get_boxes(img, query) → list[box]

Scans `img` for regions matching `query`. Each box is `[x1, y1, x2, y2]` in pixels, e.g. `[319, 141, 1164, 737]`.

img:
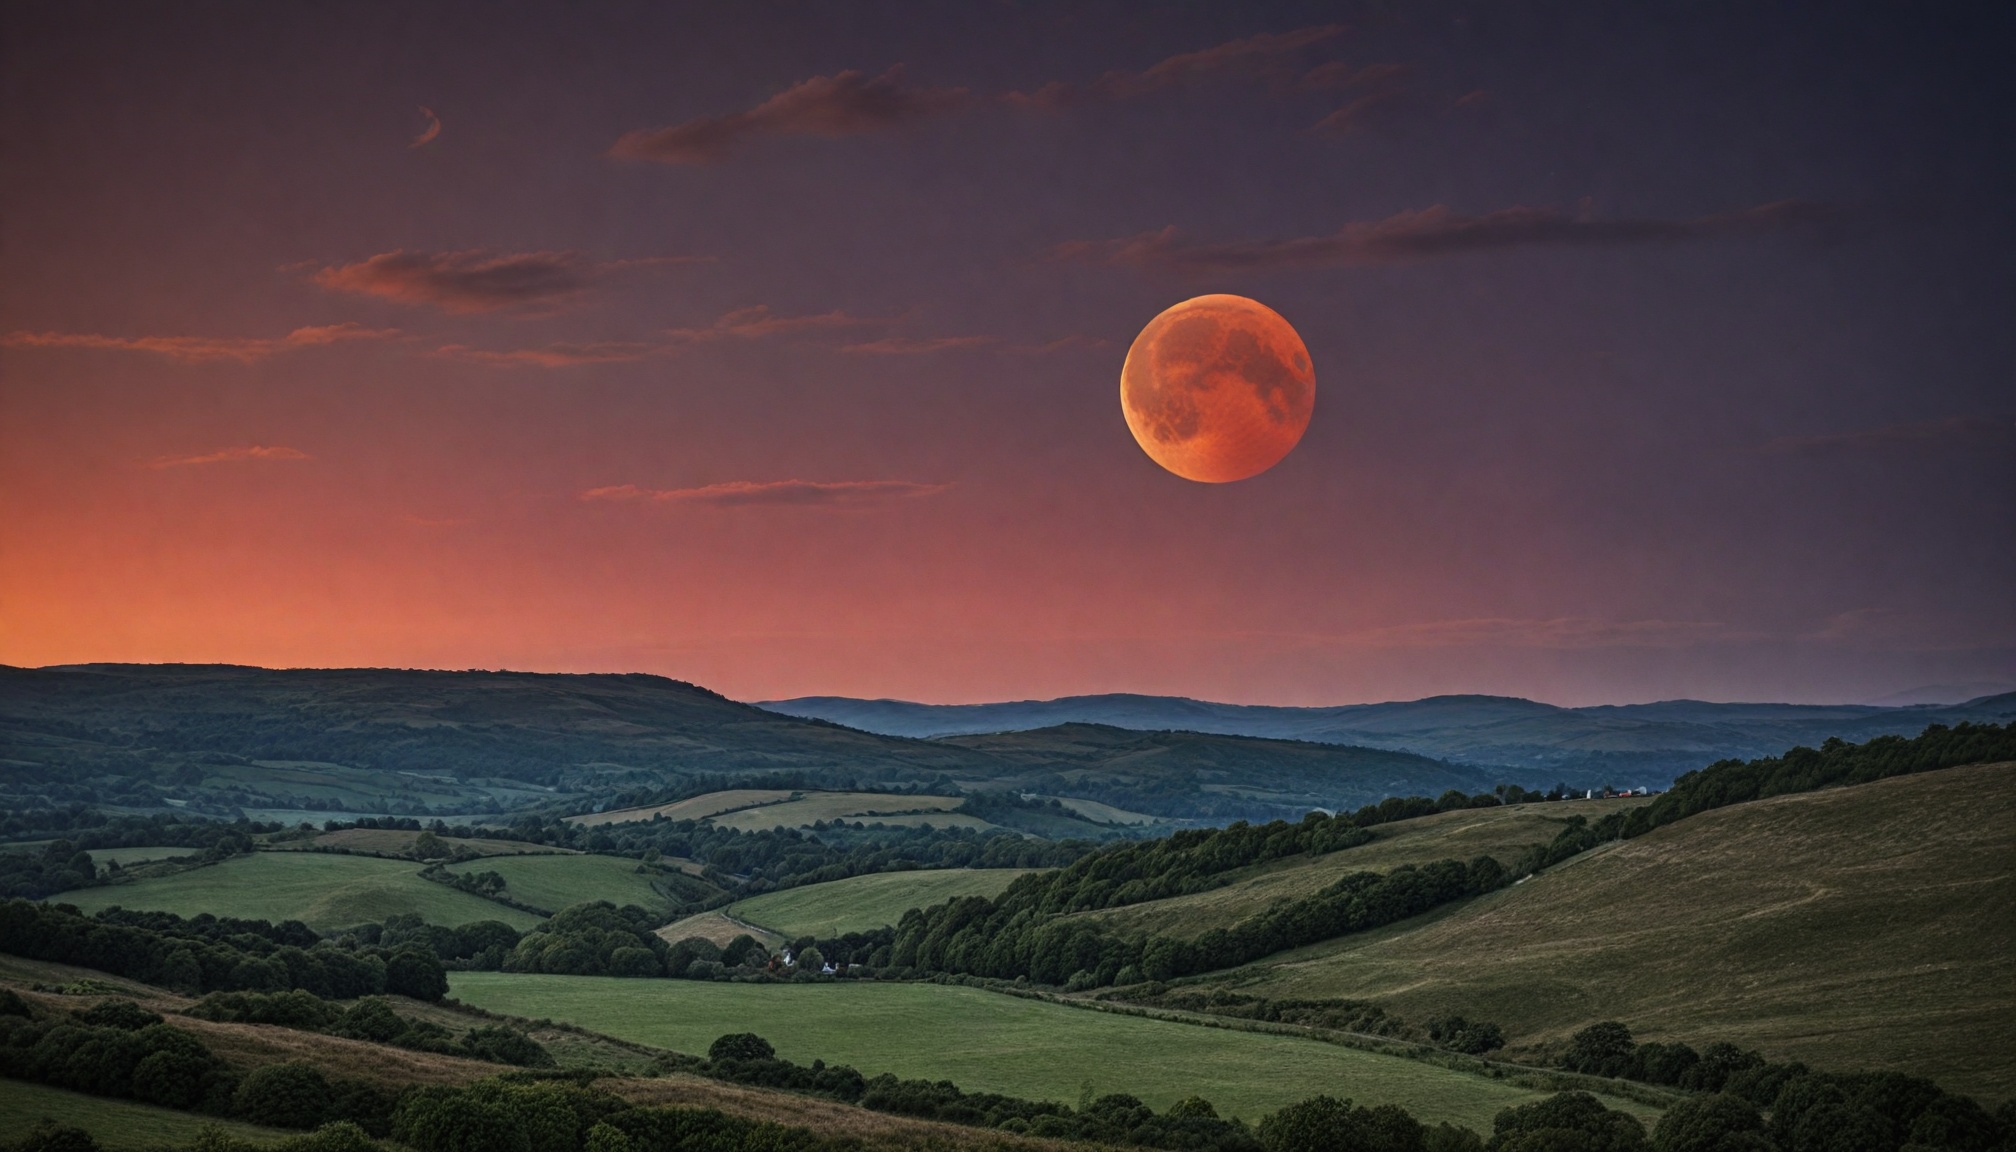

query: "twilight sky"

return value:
[2, 2, 2011, 706]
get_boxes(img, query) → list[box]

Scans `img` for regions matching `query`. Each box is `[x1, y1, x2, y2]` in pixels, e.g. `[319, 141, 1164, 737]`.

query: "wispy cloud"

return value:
[675, 305, 893, 341]
[1, 323, 397, 364]
[428, 308, 1088, 370]
[1009, 26, 1345, 108]
[149, 445, 311, 469]
[311, 249, 704, 313]
[435, 306, 897, 368]
[432, 341, 667, 368]
[1054, 200, 1837, 275]
[840, 335, 998, 355]
[611, 66, 971, 164]
[1758, 416, 2014, 456]
[581, 479, 951, 508]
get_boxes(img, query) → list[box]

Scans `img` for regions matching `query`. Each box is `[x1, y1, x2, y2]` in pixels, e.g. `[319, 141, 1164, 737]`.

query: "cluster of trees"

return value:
[369, 912, 525, 970]
[185, 988, 551, 1067]
[1259, 1094, 1484, 1152]
[1620, 722, 2014, 840]
[502, 902, 670, 977]
[0, 993, 398, 1134]
[0, 901, 447, 1001]
[1556, 1021, 2012, 1152]
[596, 817, 1092, 891]
[879, 855, 1507, 988]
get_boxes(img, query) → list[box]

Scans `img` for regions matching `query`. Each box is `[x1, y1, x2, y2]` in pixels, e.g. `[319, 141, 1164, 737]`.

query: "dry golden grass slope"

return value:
[1086, 797, 1648, 940]
[1200, 761, 2015, 1102]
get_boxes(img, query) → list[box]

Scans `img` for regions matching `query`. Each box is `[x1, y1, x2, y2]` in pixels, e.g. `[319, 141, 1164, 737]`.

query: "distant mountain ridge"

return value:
[0, 664, 1487, 824]
[760, 691, 2016, 789]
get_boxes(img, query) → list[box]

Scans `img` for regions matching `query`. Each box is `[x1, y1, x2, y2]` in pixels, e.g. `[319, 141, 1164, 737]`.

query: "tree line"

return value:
[0, 901, 449, 1001]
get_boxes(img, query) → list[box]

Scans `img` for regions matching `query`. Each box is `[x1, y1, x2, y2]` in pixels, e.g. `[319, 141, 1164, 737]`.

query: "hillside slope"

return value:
[1194, 760, 2015, 1101]
[936, 723, 1495, 817]
[766, 692, 2016, 787]
[1082, 796, 1648, 941]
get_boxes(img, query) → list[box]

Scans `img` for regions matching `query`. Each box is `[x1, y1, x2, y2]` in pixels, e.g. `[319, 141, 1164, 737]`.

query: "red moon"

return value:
[1120, 294, 1315, 483]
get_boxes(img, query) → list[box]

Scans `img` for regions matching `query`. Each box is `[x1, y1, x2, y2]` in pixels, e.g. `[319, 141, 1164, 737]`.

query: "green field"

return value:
[52, 851, 544, 931]
[460, 853, 703, 916]
[728, 869, 1036, 938]
[1086, 797, 1646, 940]
[1198, 761, 2016, 1102]
[0, 1079, 290, 1149]
[448, 973, 1631, 1130]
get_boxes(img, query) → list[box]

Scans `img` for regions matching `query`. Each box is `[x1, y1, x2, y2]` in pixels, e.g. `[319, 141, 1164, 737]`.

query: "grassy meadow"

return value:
[1085, 796, 1646, 940]
[52, 851, 544, 931]
[0, 1079, 290, 1149]
[1201, 761, 2016, 1102]
[447, 973, 1627, 1130]
[727, 869, 1036, 938]
[459, 852, 699, 916]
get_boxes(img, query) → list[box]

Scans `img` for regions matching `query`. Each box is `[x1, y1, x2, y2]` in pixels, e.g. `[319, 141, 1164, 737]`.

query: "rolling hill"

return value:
[0, 664, 1496, 823]
[763, 691, 2016, 789]
[1079, 795, 1650, 941]
[1166, 759, 2015, 1102]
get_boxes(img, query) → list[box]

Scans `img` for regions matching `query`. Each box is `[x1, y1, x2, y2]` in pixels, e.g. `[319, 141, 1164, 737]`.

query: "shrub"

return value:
[0, 987, 32, 1017]
[384, 950, 448, 1002]
[11, 1122, 101, 1152]
[273, 1121, 382, 1152]
[187, 990, 341, 1029]
[1487, 1092, 1645, 1152]
[1651, 1094, 1769, 1152]
[1562, 1022, 1637, 1078]
[608, 947, 661, 977]
[235, 1062, 335, 1129]
[709, 1033, 776, 1062]
[1427, 1015, 1505, 1055]
[1261, 1095, 1424, 1152]
[74, 999, 163, 1030]
[460, 1025, 555, 1068]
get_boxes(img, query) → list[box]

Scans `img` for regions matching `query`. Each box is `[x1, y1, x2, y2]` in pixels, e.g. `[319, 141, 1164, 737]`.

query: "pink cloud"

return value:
[432, 341, 667, 368]
[840, 335, 998, 355]
[311, 250, 704, 313]
[611, 66, 971, 164]
[1, 323, 396, 364]
[428, 306, 898, 369]
[149, 445, 311, 469]
[679, 304, 893, 340]
[1054, 200, 1839, 275]
[581, 479, 951, 508]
